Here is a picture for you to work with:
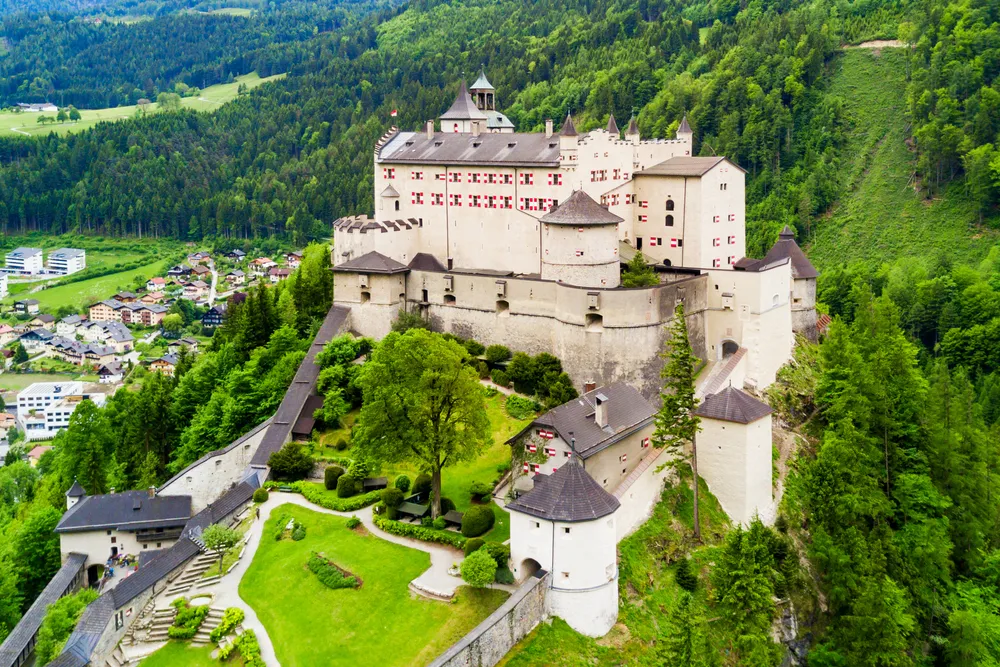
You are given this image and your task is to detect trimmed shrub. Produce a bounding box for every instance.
[291,522,306,541]
[335,438,348,451]
[464,537,486,556]
[464,339,486,356]
[324,465,345,491]
[675,557,698,592]
[346,516,362,529]
[461,505,496,537]
[294,482,381,512]
[461,548,497,588]
[484,541,510,569]
[336,475,357,498]
[347,458,371,481]
[234,629,265,667]
[469,481,493,502]
[307,552,359,589]
[490,369,510,388]
[381,487,404,508]
[168,601,209,639]
[440,497,456,514]
[495,567,515,585]
[394,475,411,493]
[476,360,490,379]
[485,344,512,365]
[267,442,314,481]
[412,473,432,498]
[373,514,467,549]
[210,607,245,644]
[421,516,433,527]
[252,488,269,503]
[432,517,446,530]
[505,395,537,420]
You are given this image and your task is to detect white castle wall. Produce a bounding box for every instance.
[696,415,773,526]
[541,222,621,288]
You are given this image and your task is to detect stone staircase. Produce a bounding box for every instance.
[162,552,216,597]
[192,607,226,646]
[104,647,127,667]
[697,347,747,399]
[145,606,177,642]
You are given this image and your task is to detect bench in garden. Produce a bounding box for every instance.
[442,510,464,528]
[396,501,430,520]
[362,477,388,491]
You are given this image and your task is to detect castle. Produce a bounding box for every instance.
[332,72,817,396]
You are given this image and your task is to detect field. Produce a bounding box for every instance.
[0,372,86,395]
[240,504,507,667]
[808,48,999,269]
[4,258,172,310]
[0,72,285,138]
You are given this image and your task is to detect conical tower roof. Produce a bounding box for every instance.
[539,189,623,226]
[678,114,692,134]
[606,113,619,136]
[507,458,619,522]
[761,225,818,279]
[470,68,494,91]
[66,479,86,498]
[626,114,639,136]
[694,385,773,424]
[560,112,578,137]
[440,80,487,121]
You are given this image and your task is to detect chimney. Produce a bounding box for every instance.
[584,381,597,393]
[109,487,115,495]
[545,119,553,138]
[148,486,156,498]
[426,120,434,140]
[594,392,609,428]
[472,121,481,137]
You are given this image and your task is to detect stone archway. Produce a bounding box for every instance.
[519,557,542,582]
[721,340,739,358]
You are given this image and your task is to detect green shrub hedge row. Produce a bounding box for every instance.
[209,607,245,644]
[167,601,209,640]
[235,629,265,667]
[307,552,360,590]
[287,482,382,512]
[372,514,468,550]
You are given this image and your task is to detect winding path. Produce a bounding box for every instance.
[196,492,471,665]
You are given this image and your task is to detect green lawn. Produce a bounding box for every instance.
[240,504,508,667]
[0,72,286,138]
[140,641,230,666]
[10,258,172,310]
[0,372,83,394]
[808,48,998,269]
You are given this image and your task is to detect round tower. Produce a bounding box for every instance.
[540,189,623,288]
[507,460,620,637]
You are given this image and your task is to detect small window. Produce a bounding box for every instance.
[444,294,457,305]
[666,199,675,211]
[157,542,162,548]
[533,521,540,529]
[360,291,371,304]
[562,571,570,579]
[111,536,117,544]
[562,527,571,534]
[394,201,400,211]
[665,215,674,227]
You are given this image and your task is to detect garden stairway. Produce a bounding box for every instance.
[104,647,128,667]
[192,607,226,646]
[145,607,177,642]
[162,552,216,597]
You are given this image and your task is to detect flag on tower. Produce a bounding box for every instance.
[390,109,398,117]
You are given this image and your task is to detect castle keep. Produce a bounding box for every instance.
[333,74,817,396]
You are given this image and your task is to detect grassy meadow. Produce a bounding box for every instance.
[0,72,285,138]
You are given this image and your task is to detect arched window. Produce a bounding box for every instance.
[665,215,674,227]
[394,200,400,211]
[666,199,675,211]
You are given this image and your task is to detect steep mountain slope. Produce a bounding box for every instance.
[808,47,998,269]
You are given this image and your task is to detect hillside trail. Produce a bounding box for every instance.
[844,39,905,49]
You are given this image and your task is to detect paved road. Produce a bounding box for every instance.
[208,260,219,303]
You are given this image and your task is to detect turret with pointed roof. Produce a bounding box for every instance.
[560,112,578,137]
[606,113,619,137]
[66,479,86,509]
[470,68,496,112]
[440,80,487,131]
[761,226,818,279]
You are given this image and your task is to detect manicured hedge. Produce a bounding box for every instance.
[324,465,345,490]
[168,600,209,640]
[336,475,357,498]
[372,514,467,550]
[307,552,359,589]
[209,607,245,644]
[461,505,496,537]
[282,481,381,512]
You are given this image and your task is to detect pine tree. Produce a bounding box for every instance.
[654,302,702,539]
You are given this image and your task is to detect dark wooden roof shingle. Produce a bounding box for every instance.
[539,189,623,227]
[694,386,772,424]
[761,226,819,279]
[507,461,619,522]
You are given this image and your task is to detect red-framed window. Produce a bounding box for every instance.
[449,194,462,206]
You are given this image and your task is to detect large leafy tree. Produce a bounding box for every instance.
[56,399,112,496]
[353,329,492,517]
[653,303,702,539]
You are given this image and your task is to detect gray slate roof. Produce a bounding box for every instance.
[678,114,692,134]
[379,131,560,167]
[440,81,487,121]
[334,251,410,274]
[0,553,86,666]
[560,113,578,137]
[409,253,447,272]
[507,461,620,522]
[252,305,349,466]
[508,382,656,459]
[485,110,515,130]
[760,226,819,279]
[637,156,744,177]
[606,114,619,136]
[470,69,494,90]
[66,479,86,498]
[626,115,639,136]
[539,189,623,226]
[694,386,773,424]
[55,490,191,533]
[380,184,400,198]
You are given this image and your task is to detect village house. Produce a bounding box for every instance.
[47,248,86,275]
[56,315,85,337]
[27,445,52,466]
[140,291,166,304]
[225,269,246,286]
[5,248,44,275]
[88,300,168,327]
[0,324,16,346]
[27,314,56,331]
[226,249,247,261]
[286,251,303,268]
[56,484,192,564]
[0,349,13,369]
[201,303,227,328]
[190,264,212,279]
[97,362,125,384]
[18,328,54,353]
[13,299,40,315]
[166,337,199,356]
[113,291,138,303]
[182,280,209,300]
[249,257,277,277]
[187,251,211,265]
[145,277,167,292]
[269,267,292,283]
[148,353,179,377]
[167,264,190,278]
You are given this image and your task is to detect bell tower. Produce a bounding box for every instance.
[469,68,495,111]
